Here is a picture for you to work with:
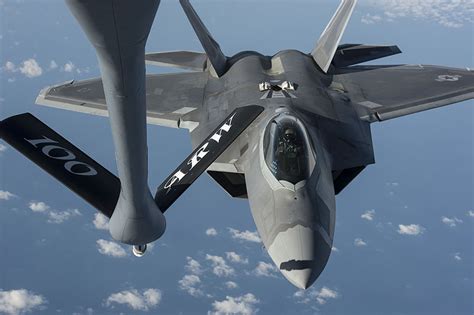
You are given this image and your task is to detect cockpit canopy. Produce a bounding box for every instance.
[263,113,315,185]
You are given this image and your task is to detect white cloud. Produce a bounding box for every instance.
[178,274,204,297]
[294,286,339,305]
[366,0,474,28]
[398,224,425,236]
[361,209,375,221]
[47,209,81,224]
[441,216,463,227]
[315,287,339,305]
[49,60,58,70]
[208,293,259,315]
[225,281,238,289]
[361,13,382,24]
[4,61,16,72]
[0,289,46,315]
[294,290,305,299]
[84,308,94,315]
[354,238,367,247]
[206,254,235,277]
[28,201,80,223]
[0,190,16,200]
[105,288,161,311]
[226,252,249,264]
[96,239,127,258]
[453,252,462,261]
[228,228,261,243]
[28,201,49,212]
[93,213,109,230]
[206,228,218,236]
[19,59,42,78]
[468,210,474,217]
[63,61,75,73]
[142,290,161,308]
[185,256,203,275]
[253,261,278,278]
[331,246,339,252]
[0,143,7,152]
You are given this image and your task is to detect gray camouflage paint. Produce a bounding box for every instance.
[36,0,473,289]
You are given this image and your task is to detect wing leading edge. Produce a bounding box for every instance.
[334,65,474,122]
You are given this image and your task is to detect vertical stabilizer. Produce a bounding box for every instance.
[66,0,166,245]
[179,0,228,77]
[311,0,357,73]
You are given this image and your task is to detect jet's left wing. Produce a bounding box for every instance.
[36,72,208,129]
[334,65,474,122]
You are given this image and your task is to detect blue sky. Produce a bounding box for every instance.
[0,0,472,314]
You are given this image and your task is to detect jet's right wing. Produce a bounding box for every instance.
[37,72,208,130]
[334,65,474,122]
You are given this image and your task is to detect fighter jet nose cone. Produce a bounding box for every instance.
[281,268,315,290]
[267,224,332,290]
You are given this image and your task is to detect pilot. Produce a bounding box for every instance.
[283,128,298,157]
[276,127,302,179]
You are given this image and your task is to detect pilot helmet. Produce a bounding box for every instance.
[284,128,296,141]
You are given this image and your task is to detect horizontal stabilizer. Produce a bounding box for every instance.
[332,44,401,68]
[179,0,227,76]
[311,0,357,73]
[0,113,120,217]
[146,51,208,71]
[155,105,264,212]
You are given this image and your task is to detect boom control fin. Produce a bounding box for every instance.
[0,113,121,217]
[155,105,263,212]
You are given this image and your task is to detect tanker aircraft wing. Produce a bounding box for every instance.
[334,65,474,122]
[36,71,208,130]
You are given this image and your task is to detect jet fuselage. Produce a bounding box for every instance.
[187,50,375,288]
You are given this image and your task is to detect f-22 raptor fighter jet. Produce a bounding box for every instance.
[1,0,472,289]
